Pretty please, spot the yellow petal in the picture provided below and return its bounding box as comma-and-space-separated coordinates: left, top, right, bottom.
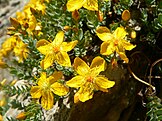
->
96, 26, 113, 42
113, 26, 127, 39
61, 40, 78, 52
117, 52, 129, 63
51, 82, 69, 96
37, 43, 52, 55
38, 72, 47, 86
36, 39, 50, 48
74, 57, 90, 76
83, 0, 98, 11
41, 91, 54, 110
95, 76, 115, 89
89, 56, 106, 77
56, 51, 71, 67
49, 71, 63, 84
90, 56, 106, 71
78, 82, 94, 102
53, 31, 64, 47
42, 54, 55, 69
74, 92, 80, 103
66, 0, 85, 11
122, 40, 136, 50
30, 86, 42, 98
100, 42, 114, 55
66, 76, 85, 88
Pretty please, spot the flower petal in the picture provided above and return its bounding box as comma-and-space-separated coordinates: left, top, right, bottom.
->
74, 57, 90, 76
66, 0, 85, 11
100, 42, 115, 55
113, 26, 127, 40
77, 82, 94, 102
49, 71, 63, 84
90, 56, 106, 71
95, 76, 115, 89
38, 72, 47, 86
42, 54, 55, 69
117, 52, 129, 63
83, 0, 98, 11
37, 43, 51, 55
122, 40, 136, 50
89, 56, 106, 77
30, 86, 42, 98
53, 31, 64, 47
96, 26, 113, 42
51, 82, 69, 96
41, 91, 54, 110
61, 40, 78, 52
36, 39, 50, 48
56, 51, 71, 67
66, 76, 85, 88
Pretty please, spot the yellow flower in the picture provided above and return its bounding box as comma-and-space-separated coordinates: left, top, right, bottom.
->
67, 0, 98, 12
37, 31, 78, 69
27, 0, 46, 15
13, 37, 29, 63
96, 26, 136, 63
1, 36, 17, 56
30, 71, 69, 110
66, 56, 115, 103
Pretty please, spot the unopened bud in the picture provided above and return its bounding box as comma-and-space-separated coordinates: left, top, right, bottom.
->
122, 10, 130, 21
7, 31, 14, 35
63, 26, 71, 31
16, 112, 26, 120
111, 58, 118, 68
97, 11, 104, 22
0, 114, 3, 121
7, 27, 15, 31
0, 79, 7, 86
10, 79, 17, 86
131, 30, 136, 39
72, 10, 80, 21
10, 17, 21, 28
0, 99, 6, 107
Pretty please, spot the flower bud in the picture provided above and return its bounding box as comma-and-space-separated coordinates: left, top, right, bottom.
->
72, 10, 80, 21
63, 26, 71, 31
10, 17, 21, 29
0, 115, 3, 121
0, 79, 7, 86
131, 30, 136, 39
10, 79, 17, 86
97, 10, 104, 22
122, 10, 130, 21
0, 99, 6, 107
16, 112, 26, 120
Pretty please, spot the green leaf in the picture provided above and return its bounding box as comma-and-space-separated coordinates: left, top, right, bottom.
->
158, 13, 162, 24
155, 109, 162, 115
157, 115, 162, 120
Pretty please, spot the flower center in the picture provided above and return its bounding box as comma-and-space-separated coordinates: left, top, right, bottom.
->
114, 39, 118, 46
87, 76, 93, 83
53, 47, 59, 53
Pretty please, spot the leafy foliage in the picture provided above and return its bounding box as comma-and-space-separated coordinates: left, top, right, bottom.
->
0, 0, 162, 120
147, 96, 162, 121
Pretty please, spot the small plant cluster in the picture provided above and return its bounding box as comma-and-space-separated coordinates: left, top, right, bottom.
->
0, 0, 162, 120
